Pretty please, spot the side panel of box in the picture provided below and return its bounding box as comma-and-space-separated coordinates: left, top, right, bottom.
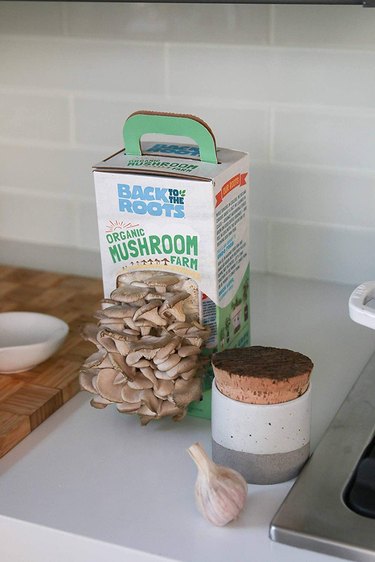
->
188, 155, 250, 420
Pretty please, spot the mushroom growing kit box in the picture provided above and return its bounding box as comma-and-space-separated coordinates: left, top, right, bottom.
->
92, 112, 250, 419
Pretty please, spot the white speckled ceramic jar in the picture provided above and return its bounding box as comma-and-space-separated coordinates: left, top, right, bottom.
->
212, 381, 311, 484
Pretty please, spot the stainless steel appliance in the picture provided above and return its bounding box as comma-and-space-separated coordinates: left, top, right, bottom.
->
270, 282, 375, 561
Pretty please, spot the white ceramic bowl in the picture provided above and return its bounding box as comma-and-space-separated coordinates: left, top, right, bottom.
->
0, 312, 69, 373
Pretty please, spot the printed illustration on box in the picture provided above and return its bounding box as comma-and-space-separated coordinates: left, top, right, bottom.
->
79, 111, 250, 423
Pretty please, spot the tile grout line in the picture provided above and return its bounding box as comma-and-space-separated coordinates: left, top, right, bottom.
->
60, 2, 69, 37
2, 33, 375, 55
1, 133, 375, 177
269, 5, 275, 46
269, 106, 275, 163
1, 87, 375, 119
164, 43, 171, 101
73, 199, 82, 248
68, 94, 76, 146
266, 218, 272, 274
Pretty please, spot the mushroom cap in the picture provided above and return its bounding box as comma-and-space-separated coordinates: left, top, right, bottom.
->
180, 367, 198, 381
121, 385, 145, 403
126, 348, 159, 366
117, 401, 142, 413
129, 335, 174, 352
160, 291, 190, 307
155, 353, 181, 371
132, 359, 152, 369
141, 389, 163, 414
139, 414, 154, 426
133, 300, 163, 321
133, 318, 158, 329
101, 327, 139, 342
79, 369, 98, 393
138, 307, 168, 327
96, 330, 120, 354
145, 292, 164, 301
99, 327, 139, 355
123, 317, 138, 331
117, 270, 152, 286
90, 395, 111, 409
81, 323, 101, 347
127, 372, 154, 390
122, 328, 140, 336
138, 404, 157, 417
178, 345, 201, 357
154, 368, 179, 380
183, 336, 204, 348
113, 371, 127, 385
186, 324, 210, 339
96, 368, 124, 402
162, 301, 185, 323
144, 274, 180, 289
94, 310, 124, 326
111, 285, 149, 303
159, 401, 184, 418
153, 379, 174, 399
100, 304, 136, 319
130, 280, 149, 288
167, 322, 191, 335
82, 349, 109, 369
154, 336, 181, 361
101, 298, 119, 306
132, 301, 167, 328
172, 376, 202, 407
140, 366, 158, 385
108, 352, 136, 377
164, 356, 198, 379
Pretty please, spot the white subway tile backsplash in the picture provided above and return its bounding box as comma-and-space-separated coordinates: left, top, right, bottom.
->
0, 238, 102, 278
0, 92, 70, 142
273, 109, 375, 170
168, 46, 273, 103
0, 188, 76, 247
273, 6, 375, 50
0, 38, 166, 94
250, 216, 268, 273
0, 3, 374, 283
170, 103, 270, 161
74, 98, 169, 148
268, 220, 375, 284
251, 164, 375, 228
0, 144, 102, 199
0, 2, 63, 36
76, 199, 100, 252
65, 4, 270, 46
168, 45, 375, 109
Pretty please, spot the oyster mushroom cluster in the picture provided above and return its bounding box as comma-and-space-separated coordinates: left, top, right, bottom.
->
79, 272, 210, 425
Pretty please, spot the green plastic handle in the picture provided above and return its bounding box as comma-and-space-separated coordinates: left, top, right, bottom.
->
123, 111, 218, 164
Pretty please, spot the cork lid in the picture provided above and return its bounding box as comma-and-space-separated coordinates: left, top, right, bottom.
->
212, 346, 313, 405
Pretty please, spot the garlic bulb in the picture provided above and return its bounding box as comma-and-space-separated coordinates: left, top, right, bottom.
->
187, 442, 248, 526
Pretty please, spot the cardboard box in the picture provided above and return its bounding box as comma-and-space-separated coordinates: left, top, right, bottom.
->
92, 112, 250, 419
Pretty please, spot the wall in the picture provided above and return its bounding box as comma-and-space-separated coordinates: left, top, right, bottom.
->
0, 2, 375, 284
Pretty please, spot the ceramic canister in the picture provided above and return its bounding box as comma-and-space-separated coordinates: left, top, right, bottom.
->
211, 381, 311, 484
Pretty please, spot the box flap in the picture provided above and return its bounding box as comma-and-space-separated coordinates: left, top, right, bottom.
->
93, 142, 247, 180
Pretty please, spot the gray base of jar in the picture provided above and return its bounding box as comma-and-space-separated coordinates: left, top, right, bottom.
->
212, 440, 310, 485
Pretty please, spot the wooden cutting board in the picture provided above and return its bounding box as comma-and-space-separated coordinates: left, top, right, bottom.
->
0, 265, 103, 458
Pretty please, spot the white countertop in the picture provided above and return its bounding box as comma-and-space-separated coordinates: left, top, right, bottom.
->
1, 273, 374, 562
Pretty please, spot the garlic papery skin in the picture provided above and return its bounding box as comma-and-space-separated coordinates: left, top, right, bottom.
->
187, 442, 248, 526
